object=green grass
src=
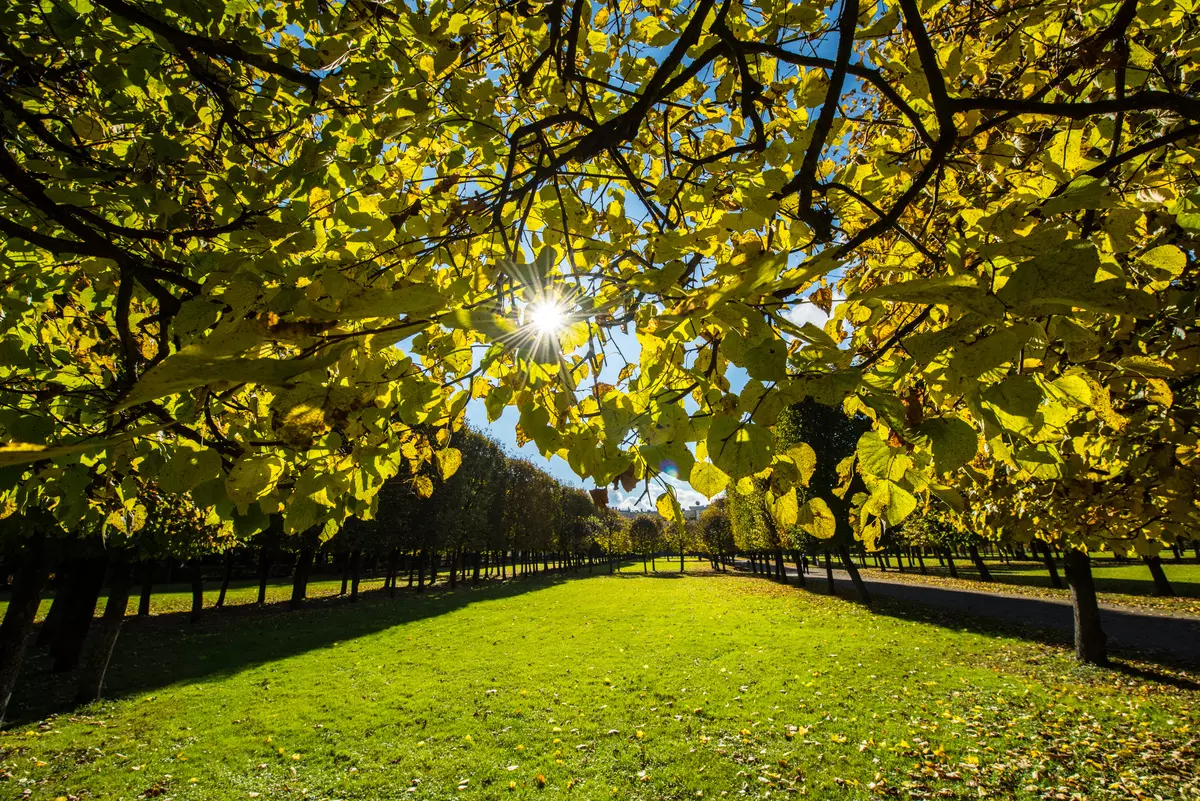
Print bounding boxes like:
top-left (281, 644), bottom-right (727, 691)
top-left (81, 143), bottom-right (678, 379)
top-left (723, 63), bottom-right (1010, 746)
top-left (3, 572), bottom-right (1198, 800)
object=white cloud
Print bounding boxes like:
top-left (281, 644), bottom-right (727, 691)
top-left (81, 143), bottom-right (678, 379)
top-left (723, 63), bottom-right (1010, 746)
top-left (611, 473), bottom-right (708, 512)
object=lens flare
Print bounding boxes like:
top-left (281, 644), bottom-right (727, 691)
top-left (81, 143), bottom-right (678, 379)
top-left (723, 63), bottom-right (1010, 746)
top-left (527, 299), bottom-right (567, 335)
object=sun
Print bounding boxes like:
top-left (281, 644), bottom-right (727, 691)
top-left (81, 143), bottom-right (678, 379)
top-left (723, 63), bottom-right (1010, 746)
top-left (526, 299), bottom-right (568, 335)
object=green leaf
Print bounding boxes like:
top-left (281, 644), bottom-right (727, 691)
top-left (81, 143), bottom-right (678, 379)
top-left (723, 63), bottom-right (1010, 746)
top-left (689, 460), bottom-right (729, 499)
top-left (656, 490), bottom-right (682, 525)
top-left (706, 415), bottom-right (772, 479)
top-left (797, 496), bottom-right (836, 539)
top-left (339, 284), bottom-right (446, 318)
top-left (856, 275), bottom-right (1003, 319)
top-left (118, 345), bottom-right (345, 411)
top-left (768, 487), bottom-right (799, 527)
top-left (436, 447), bottom-right (463, 480)
top-left (225, 455), bottom-right (287, 507)
top-left (160, 446), bottom-right (224, 494)
top-left (918, 417), bottom-right (978, 474)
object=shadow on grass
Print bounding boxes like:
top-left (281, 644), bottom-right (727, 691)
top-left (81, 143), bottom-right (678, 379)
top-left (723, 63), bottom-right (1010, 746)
top-left (730, 564), bottom-right (1200, 676)
top-left (6, 571), bottom-right (581, 728)
top-left (873, 559), bottom-right (1200, 598)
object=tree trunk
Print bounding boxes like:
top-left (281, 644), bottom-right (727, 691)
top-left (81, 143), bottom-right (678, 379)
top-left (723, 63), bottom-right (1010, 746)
top-left (256, 547), bottom-right (271, 605)
top-left (340, 552), bottom-right (350, 596)
top-left (216, 552), bottom-right (234, 608)
top-left (473, 552), bottom-right (482, 583)
top-left (824, 552), bottom-right (836, 596)
top-left (449, 550), bottom-right (459, 589)
top-left (417, 550), bottom-right (426, 592)
top-left (1144, 555), bottom-right (1175, 597)
top-left (350, 549), bottom-right (363, 602)
top-left (944, 549), bottom-right (959, 579)
top-left (792, 552), bottom-right (806, 587)
top-left (1036, 541), bottom-right (1063, 588)
top-left (188, 559), bottom-right (204, 622)
top-left (968, 545), bottom-right (992, 581)
top-left (38, 556), bottom-right (84, 648)
top-left (839, 546), bottom-right (870, 605)
top-left (75, 558), bottom-right (133, 704)
top-left (916, 550), bottom-right (927, 574)
top-left (387, 548), bottom-right (400, 597)
top-left (137, 560), bottom-right (154, 616)
top-left (0, 532), bottom-right (49, 726)
top-left (774, 549), bottom-right (787, 584)
top-left (1063, 549), bottom-right (1107, 665)
top-left (51, 554), bottom-right (108, 673)
top-left (290, 548), bottom-right (313, 609)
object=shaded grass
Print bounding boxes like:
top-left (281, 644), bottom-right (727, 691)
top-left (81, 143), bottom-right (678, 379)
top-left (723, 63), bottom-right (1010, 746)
top-left (864, 556), bottom-right (1200, 617)
top-left (2, 573), bottom-right (1197, 800)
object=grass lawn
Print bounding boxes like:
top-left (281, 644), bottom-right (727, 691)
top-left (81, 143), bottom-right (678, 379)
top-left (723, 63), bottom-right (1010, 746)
top-left (3, 572), bottom-right (1197, 800)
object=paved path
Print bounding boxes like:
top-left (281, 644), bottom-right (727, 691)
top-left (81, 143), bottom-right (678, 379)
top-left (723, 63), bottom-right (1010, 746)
top-left (733, 561), bottom-right (1200, 667)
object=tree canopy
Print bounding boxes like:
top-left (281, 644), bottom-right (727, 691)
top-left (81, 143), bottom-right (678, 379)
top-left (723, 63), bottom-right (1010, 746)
top-left (1, 0), bottom-right (1196, 556)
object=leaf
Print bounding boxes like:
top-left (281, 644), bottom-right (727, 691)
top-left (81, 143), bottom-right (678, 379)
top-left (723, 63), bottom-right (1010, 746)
top-left (160, 446), bottom-right (224, 495)
top-left (656, 491), bottom-right (682, 525)
top-left (856, 431), bottom-right (910, 480)
top-left (785, 442), bottom-right (817, 486)
top-left (855, 275), bottom-right (1003, 319)
top-left (225, 455), bottom-right (287, 507)
top-left (436, 447), bottom-right (463, 480)
top-left (797, 497), bottom-right (836, 539)
top-left (705, 415), bottom-right (772, 479)
top-left (443, 308), bottom-right (518, 340)
top-left (338, 284), bottom-right (446, 319)
top-left (117, 345), bottom-right (345, 411)
top-left (0, 423), bottom-right (166, 468)
top-left (996, 242), bottom-right (1153, 317)
top-left (743, 338), bottom-right (789, 382)
top-left (918, 417), bottom-right (978, 474)
top-left (768, 487), bottom-right (799, 528)
top-left (689, 461), bottom-right (729, 499)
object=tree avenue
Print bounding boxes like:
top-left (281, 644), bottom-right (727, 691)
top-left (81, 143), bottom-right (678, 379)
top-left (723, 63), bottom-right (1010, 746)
top-left (1, 0), bottom-right (1197, 667)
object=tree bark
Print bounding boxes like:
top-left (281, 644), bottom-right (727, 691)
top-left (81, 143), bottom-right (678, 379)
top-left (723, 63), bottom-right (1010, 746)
top-left (774, 549), bottom-right (787, 583)
top-left (1035, 541), bottom-right (1063, 588)
top-left (215, 552), bottom-right (234, 608)
top-left (188, 559), bottom-right (204, 622)
top-left (37, 556), bottom-right (84, 648)
top-left (824, 551), bottom-right (836, 596)
top-left (839, 546), bottom-right (870, 604)
top-left (968, 545), bottom-right (992, 581)
top-left (417, 549), bottom-right (426, 592)
top-left (943, 549), bottom-right (959, 579)
top-left (75, 558), bottom-right (133, 704)
top-left (792, 551), bottom-right (806, 587)
top-left (0, 532), bottom-right (49, 726)
top-left (387, 548), bottom-right (399, 597)
top-left (340, 552), bottom-right (350, 596)
top-left (1063, 549), bottom-right (1107, 664)
top-left (349, 549), bottom-right (363, 602)
top-left (51, 553), bottom-right (108, 673)
top-left (256, 547), bottom-right (271, 605)
top-left (137, 560), bottom-right (154, 616)
top-left (1144, 555), bottom-right (1175, 597)
top-left (290, 548), bottom-right (314, 609)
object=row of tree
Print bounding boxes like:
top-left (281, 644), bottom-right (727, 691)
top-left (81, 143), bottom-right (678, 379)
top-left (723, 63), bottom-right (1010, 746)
top-left (0, 428), bottom-right (634, 726)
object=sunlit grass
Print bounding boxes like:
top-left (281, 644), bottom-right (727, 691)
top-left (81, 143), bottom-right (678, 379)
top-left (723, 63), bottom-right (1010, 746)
top-left (4, 572), bottom-right (1197, 800)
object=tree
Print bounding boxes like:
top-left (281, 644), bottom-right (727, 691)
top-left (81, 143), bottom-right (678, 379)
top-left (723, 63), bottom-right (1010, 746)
top-left (3, 0), bottom-right (1197, 668)
top-left (698, 501), bottom-right (734, 571)
top-left (629, 516), bottom-right (662, 575)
